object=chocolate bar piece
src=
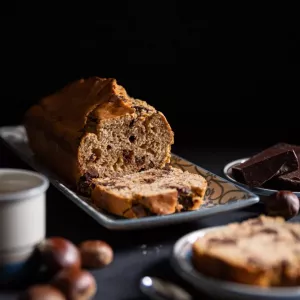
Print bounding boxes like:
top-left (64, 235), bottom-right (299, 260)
top-left (269, 145), bottom-right (300, 191)
top-left (232, 143), bottom-right (299, 187)
top-left (273, 170), bottom-right (300, 191)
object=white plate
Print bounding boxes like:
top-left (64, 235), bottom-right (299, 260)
top-left (223, 158), bottom-right (300, 198)
top-left (171, 226), bottom-right (300, 300)
top-left (0, 126), bottom-right (259, 230)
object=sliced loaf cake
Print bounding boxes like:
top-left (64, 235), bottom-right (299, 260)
top-left (90, 166), bottom-right (207, 218)
top-left (24, 77), bottom-right (174, 186)
top-left (192, 215), bottom-right (300, 287)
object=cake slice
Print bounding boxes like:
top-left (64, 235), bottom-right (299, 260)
top-left (192, 215), bottom-right (300, 287)
top-left (231, 143), bottom-right (299, 187)
top-left (90, 166), bottom-right (207, 218)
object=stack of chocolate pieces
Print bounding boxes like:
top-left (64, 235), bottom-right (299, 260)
top-left (232, 143), bottom-right (300, 191)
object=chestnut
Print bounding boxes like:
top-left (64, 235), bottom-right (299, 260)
top-left (18, 284), bottom-right (66, 300)
top-left (79, 240), bottom-right (113, 269)
top-left (38, 237), bottom-right (81, 275)
top-left (51, 268), bottom-right (97, 300)
top-left (265, 190), bottom-right (300, 219)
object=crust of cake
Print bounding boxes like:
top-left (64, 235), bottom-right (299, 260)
top-left (24, 77), bottom-right (174, 186)
top-left (92, 187), bottom-right (179, 217)
top-left (192, 215), bottom-right (300, 287)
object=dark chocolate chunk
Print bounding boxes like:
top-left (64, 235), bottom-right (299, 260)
top-left (265, 145), bottom-right (300, 191)
top-left (271, 169), bottom-right (300, 191)
top-left (84, 112), bottom-right (98, 133)
top-left (177, 188), bottom-right (194, 210)
top-left (232, 143), bottom-right (299, 187)
top-left (178, 196), bottom-right (193, 210)
top-left (123, 150), bottom-right (134, 163)
top-left (129, 120), bottom-right (135, 127)
top-left (129, 135), bottom-right (136, 143)
top-left (77, 172), bottom-right (99, 196)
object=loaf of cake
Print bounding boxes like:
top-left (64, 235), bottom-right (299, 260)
top-left (24, 77), bottom-right (174, 186)
top-left (192, 215), bottom-right (300, 287)
top-left (88, 166), bottom-right (207, 218)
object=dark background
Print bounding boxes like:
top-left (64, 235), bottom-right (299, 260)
top-left (1, 6), bottom-right (300, 299)
top-left (1, 4), bottom-right (300, 149)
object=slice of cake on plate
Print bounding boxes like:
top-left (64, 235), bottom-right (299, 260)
top-left (90, 166), bottom-right (207, 218)
top-left (192, 215), bottom-right (300, 287)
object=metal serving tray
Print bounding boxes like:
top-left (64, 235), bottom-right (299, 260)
top-left (0, 126), bottom-right (259, 230)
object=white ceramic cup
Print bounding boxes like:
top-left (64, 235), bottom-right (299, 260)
top-left (0, 168), bottom-right (49, 284)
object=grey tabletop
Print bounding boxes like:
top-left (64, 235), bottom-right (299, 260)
top-left (0, 141), bottom-right (293, 300)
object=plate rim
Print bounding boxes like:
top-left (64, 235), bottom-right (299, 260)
top-left (0, 125), bottom-right (260, 230)
top-left (171, 226), bottom-right (300, 299)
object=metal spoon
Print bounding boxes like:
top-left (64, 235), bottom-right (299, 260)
top-left (140, 276), bottom-right (193, 300)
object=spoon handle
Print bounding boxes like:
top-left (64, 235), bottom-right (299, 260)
top-left (140, 276), bottom-right (193, 300)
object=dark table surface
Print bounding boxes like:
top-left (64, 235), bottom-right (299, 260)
top-left (1, 141), bottom-right (298, 300)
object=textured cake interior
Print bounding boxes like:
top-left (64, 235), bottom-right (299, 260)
top-left (79, 99), bottom-right (173, 179)
top-left (91, 166), bottom-right (207, 217)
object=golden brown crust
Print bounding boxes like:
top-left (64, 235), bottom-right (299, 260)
top-left (25, 123), bottom-right (80, 184)
top-left (24, 77), bottom-right (174, 186)
top-left (92, 186), bottom-right (179, 217)
top-left (192, 246), bottom-right (274, 286)
top-left (92, 186), bottom-right (132, 217)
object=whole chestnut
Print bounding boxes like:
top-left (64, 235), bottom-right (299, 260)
top-left (38, 237), bottom-right (81, 275)
top-left (18, 284), bottom-right (66, 300)
top-left (265, 190), bottom-right (300, 219)
top-left (51, 268), bottom-right (97, 300)
top-left (79, 240), bottom-right (113, 269)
